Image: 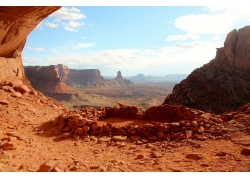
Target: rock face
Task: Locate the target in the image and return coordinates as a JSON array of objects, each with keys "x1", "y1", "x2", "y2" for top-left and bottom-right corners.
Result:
[
  {"x1": 57, "y1": 64, "x2": 109, "y2": 87},
  {"x1": 163, "y1": 26, "x2": 250, "y2": 114},
  {"x1": 29, "y1": 64, "x2": 133, "y2": 88},
  {"x1": 0, "y1": 7, "x2": 61, "y2": 85},
  {"x1": 25, "y1": 65, "x2": 75, "y2": 94},
  {"x1": 113, "y1": 71, "x2": 133, "y2": 86}
]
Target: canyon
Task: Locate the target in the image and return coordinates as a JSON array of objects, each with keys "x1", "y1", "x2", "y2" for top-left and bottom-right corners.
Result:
[{"x1": 0, "y1": 6, "x2": 250, "y2": 173}]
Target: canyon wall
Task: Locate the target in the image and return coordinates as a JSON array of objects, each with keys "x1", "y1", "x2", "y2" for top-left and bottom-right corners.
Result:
[
  {"x1": 163, "y1": 26, "x2": 250, "y2": 114},
  {"x1": 25, "y1": 65, "x2": 75, "y2": 94},
  {"x1": 0, "y1": 7, "x2": 61, "y2": 85}
]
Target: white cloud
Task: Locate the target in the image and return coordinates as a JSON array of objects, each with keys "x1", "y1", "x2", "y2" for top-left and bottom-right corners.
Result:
[
  {"x1": 45, "y1": 39, "x2": 223, "y2": 74},
  {"x1": 175, "y1": 6, "x2": 250, "y2": 34},
  {"x1": 53, "y1": 19, "x2": 60, "y2": 22},
  {"x1": 64, "y1": 27, "x2": 78, "y2": 32},
  {"x1": 165, "y1": 33, "x2": 200, "y2": 41},
  {"x1": 27, "y1": 47, "x2": 45, "y2": 51},
  {"x1": 213, "y1": 35, "x2": 221, "y2": 41},
  {"x1": 207, "y1": 6, "x2": 227, "y2": 12},
  {"x1": 45, "y1": 22, "x2": 59, "y2": 28},
  {"x1": 73, "y1": 43, "x2": 95, "y2": 49},
  {"x1": 71, "y1": 7, "x2": 80, "y2": 13},
  {"x1": 50, "y1": 7, "x2": 86, "y2": 20},
  {"x1": 22, "y1": 57, "x2": 42, "y2": 65},
  {"x1": 62, "y1": 21, "x2": 84, "y2": 28}
]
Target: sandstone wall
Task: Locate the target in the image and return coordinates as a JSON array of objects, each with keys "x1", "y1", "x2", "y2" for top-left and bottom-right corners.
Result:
[
  {"x1": 163, "y1": 25, "x2": 250, "y2": 114},
  {"x1": 0, "y1": 7, "x2": 61, "y2": 85}
]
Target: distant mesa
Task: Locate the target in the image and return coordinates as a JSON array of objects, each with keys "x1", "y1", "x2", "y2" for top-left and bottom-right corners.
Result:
[
  {"x1": 113, "y1": 70, "x2": 133, "y2": 86},
  {"x1": 132, "y1": 74, "x2": 145, "y2": 78},
  {"x1": 163, "y1": 25, "x2": 250, "y2": 114},
  {"x1": 24, "y1": 65, "x2": 134, "y2": 89}
]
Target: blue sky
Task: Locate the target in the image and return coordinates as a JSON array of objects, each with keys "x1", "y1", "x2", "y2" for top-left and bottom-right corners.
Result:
[{"x1": 21, "y1": 4, "x2": 250, "y2": 76}]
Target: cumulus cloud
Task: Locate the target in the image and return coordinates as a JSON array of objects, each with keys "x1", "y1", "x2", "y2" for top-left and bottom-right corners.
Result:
[
  {"x1": 45, "y1": 39, "x2": 223, "y2": 74},
  {"x1": 50, "y1": 7, "x2": 86, "y2": 20},
  {"x1": 64, "y1": 27, "x2": 78, "y2": 32},
  {"x1": 73, "y1": 43, "x2": 95, "y2": 49},
  {"x1": 63, "y1": 21, "x2": 84, "y2": 28},
  {"x1": 27, "y1": 47, "x2": 45, "y2": 51},
  {"x1": 165, "y1": 33, "x2": 200, "y2": 41},
  {"x1": 175, "y1": 6, "x2": 250, "y2": 34},
  {"x1": 45, "y1": 22, "x2": 59, "y2": 28},
  {"x1": 22, "y1": 57, "x2": 42, "y2": 65}
]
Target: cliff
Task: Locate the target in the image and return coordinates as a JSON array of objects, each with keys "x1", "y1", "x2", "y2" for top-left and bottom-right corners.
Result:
[
  {"x1": 57, "y1": 65, "x2": 133, "y2": 87},
  {"x1": 163, "y1": 25, "x2": 250, "y2": 114},
  {"x1": 25, "y1": 65, "x2": 76, "y2": 94},
  {"x1": 0, "y1": 7, "x2": 61, "y2": 86}
]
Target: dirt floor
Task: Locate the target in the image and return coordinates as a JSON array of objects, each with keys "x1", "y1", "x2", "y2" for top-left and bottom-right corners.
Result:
[{"x1": 1, "y1": 86, "x2": 250, "y2": 173}]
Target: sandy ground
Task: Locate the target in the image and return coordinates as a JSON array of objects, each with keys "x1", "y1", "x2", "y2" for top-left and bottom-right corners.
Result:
[{"x1": 1, "y1": 88, "x2": 250, "y2": 173}]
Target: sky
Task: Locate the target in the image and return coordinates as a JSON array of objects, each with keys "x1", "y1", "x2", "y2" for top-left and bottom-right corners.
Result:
[{"x1": 19, "y1": 2, "x2": 250, "y2": 76}]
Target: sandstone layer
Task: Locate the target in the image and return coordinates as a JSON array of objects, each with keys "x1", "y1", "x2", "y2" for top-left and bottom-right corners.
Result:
[
  {"x1": 24, "y1": 65, "x2": 75, "y2": 94},
  {"x1": 0, "y1": 7, "x2": 61, "y2": 85},
  {"x1": 163, "y1": 26, "x2": 250, "y2": 114},
  {"x1": 26, "y1": 64, "x2": 133, "y2": 88}
]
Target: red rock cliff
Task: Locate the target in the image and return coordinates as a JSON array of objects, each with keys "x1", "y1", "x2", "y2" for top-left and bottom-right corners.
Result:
[
  {"x1": 0, "y1": 6, "x2": 61, "y2": 85},
  {"x1": 25, "y1": 65, "x2": 75, "y2": 94},
  {"x1": 163, "y1": 25, "x2": 250, "y2": 114}
]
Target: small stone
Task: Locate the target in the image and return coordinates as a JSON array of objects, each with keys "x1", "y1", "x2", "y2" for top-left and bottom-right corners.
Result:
[
  {"x1": 148, "y1": 136, "x2": 158, "y2": 141},
  {"x1": 8, "y1": 80, "x2": 23, "y2": 87},
  {"x1": 198, "y1": 126, "x2": 204, "y2": 134},
  {"x1": 52, "y1": 167, "x2": 62, "y2": 172},
  {"x1": 118, "y1": 142, "x2": 126, "y2": 148},
  {"x1": 137, "y1": 154, "x2": 144, "y2": 159},
  {"x1": 136, "y1": 141, "x2": 144, "y2": 145},
  {"x1": 99, "y1": 136, "x2": 111, "y2": 142},
  {"x1": 129, "y1": 145, "x2": 137, "y2": 149},
  {"x1": 138, "y1": 160, "x2": 146, "y2": 164},
  {"x1": 171, "y1": 122, "x2": 180, "y2": 127},
  {"x1": 143, "y1": 124, "x2": 154, "y2": 128},
  {"x1": 185, "y1": 130, "x2": 193, "y2": 139},
  {"x1": 37, "y1": 160, "x2": 58, "y2": 172},
  {"x1": 12, "y1": 92, "x2": 22, "y2": 98},
  {"x1": 90, "y1": 136, "x2": 98, "y2": 142},
  {"x1": 216, "y1": 152, "x2": 227, "y2": 156},
  {"x1": 0, "y1": 141, "x2": 16, "y2": 150},
  {"x1": 69, "y1": 166, "x2": 78, "y2": 171},
  {"x1": 0, "y1": 100, "x2": 9, "y2": 105},
  {"x1": 192, "y1": 121, "x2": 198, "y2": 127},
  {"x1": 157, "y1": 132, "x2": 164, "y2": 139},
  {"x1": 130, "y1": 136, "x2": 141, "y2": 141},
  {"x1": 200, "y1": 164, "x2": 209, "y2": 167},
  {"x1": 99, "y1": 166, "x2": 107, "y2": 172},
  {"x1": 141, "y1": 138, "x2": 149, "y2": 143},
  {"x1": 241, "y1": 147, "x2": 250, "y2": 156},
  {"x1": 185, "y1": 153, "x2": 202, "y2": 160},
  {"x1": 146, "y1": 143, "x2": 154, "y2": 148},
  {"x1": 111, "y1": 136, "x2": 127, "y2": 141},
  {"x1": 15, "y1": 85, "x2": 30, "y2": 93},
  {"x1": 151, "y1": 151, "x2": 161, "y2": 158}
]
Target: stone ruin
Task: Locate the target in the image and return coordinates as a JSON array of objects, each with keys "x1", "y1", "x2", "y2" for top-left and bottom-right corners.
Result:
[{"x1": 52, "y1": 102, "x2": 230, "y2": 143}]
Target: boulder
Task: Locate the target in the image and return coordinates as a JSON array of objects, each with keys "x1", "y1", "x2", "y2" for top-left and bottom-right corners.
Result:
[{"x1": 37, "y1": 160, "x2": 58, "y2": 172}]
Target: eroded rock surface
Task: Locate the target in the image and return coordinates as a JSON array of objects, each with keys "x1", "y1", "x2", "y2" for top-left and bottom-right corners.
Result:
[{"x1": 164, "y1": 26, "x2": 250, "y2": 114}]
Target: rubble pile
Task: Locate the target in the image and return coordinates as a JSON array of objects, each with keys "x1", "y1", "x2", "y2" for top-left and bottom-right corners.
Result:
[{"x1": 52, "y1": 103, "x2": 230, "y2": 142}]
